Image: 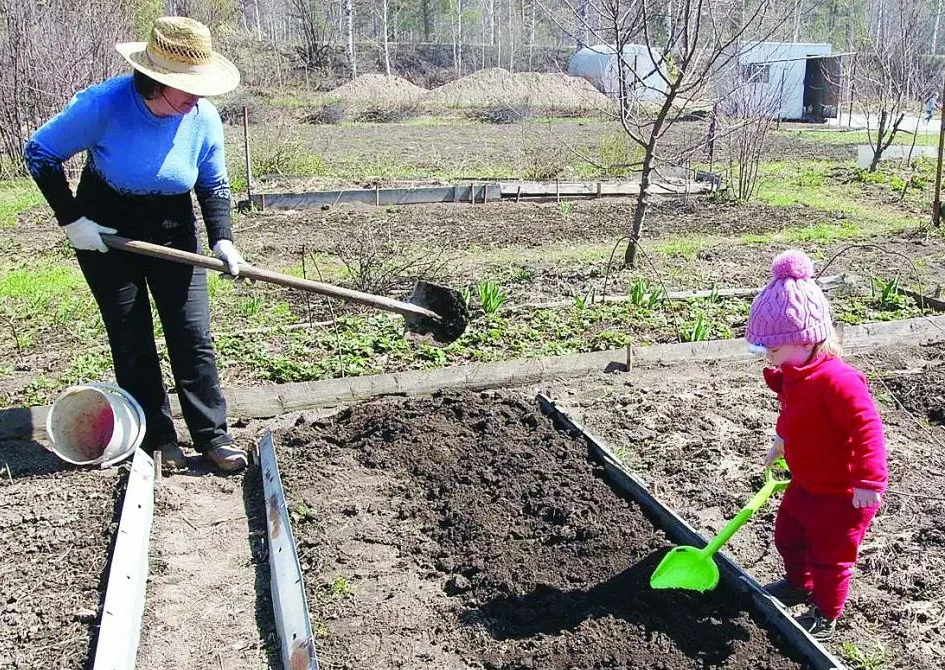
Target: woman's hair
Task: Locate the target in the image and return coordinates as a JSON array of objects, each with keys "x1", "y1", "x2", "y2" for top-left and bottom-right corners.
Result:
[
  {"x1": 811, "y1": 324, "x2": 843, "y2": 359},
  {"x1": 133, "y1": 70, "x2": 164, "y2": 100}
]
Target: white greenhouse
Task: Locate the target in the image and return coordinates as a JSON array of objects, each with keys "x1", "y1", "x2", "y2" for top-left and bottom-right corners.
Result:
[{"x1": 568, "y1": 44, "x2": 669, "y2": 102}]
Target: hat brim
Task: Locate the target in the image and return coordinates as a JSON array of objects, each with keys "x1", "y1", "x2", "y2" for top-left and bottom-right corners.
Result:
[{"x1": 116, "y1": 41, "x2": 240, "y2": 97}]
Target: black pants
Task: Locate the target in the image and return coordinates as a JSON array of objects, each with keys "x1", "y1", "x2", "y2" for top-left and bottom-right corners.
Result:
[{"x1": 76, "y1": 232, "x2": 231, "y2": 453}]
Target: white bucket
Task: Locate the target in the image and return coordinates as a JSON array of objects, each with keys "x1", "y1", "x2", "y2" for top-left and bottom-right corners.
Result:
[{"x1": 46, "y1": 383, "x2": 147, "y2": 467}]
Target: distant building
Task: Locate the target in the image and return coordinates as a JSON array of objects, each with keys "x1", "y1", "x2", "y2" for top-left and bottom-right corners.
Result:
[
  {"x1": 724, "y1": 42, "x2": 840, "y2": 121},
  {"x1": 568, "y1": 44, "x2": 669, "y2": 102}
]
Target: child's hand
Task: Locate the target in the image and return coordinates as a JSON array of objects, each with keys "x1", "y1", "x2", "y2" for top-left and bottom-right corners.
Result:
[
  {"x1": 765, "y1": 435, "x2": 785, "y2": 468},
  {"x1": 852, "y1": 488, "x2": 882, "y2": 509}
]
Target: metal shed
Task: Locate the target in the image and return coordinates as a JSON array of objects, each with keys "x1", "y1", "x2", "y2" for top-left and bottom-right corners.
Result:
[
  {"x1": 724, "y1": 42, "x2": 840, "y2": 121},
  {"x1": 568, "y1": 44, "x2": 669, "y2": 102}
]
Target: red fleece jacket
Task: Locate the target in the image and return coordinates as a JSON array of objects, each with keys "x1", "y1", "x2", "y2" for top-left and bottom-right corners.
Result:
[{"x1": 764, "y1": 355, "x2": 887, "y2": 497}]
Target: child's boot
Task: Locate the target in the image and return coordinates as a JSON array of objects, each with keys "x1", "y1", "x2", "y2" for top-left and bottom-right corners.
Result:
[
  {"x1": 795, "y1": 605, "x2": 837, "y2": 641},
  {"x1": 764, "y1": 578, "x2": 811, "y2": 607}
]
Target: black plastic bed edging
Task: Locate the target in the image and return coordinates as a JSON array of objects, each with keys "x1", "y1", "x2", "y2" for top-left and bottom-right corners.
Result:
[{"x1": 536, "y1": 393, "x2": 847, "y2": 670}]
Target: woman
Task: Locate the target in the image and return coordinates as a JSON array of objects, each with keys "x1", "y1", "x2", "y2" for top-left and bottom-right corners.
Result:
[{"x1": 25, "y1": 17, "x2": 248, "y2": 472}]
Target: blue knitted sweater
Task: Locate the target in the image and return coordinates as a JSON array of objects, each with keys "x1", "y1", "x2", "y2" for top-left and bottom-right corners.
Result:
[{"x1": 24, "y1": 74, "x2": 232, "y2": 245}]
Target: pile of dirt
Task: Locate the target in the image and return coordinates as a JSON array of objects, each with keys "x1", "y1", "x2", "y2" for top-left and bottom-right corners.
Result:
[
  {"x1": 277, "y1": 392, "x2": 804, "y2": 670},
  {"x1": 426, "y1": 67, "x2": 611, "y2": 110},
  {"x1": 328, "y1": 74, "x2": 427, "y2": 105},
  {"x1": 0, "y1": 441, "x2": 120, "y2": 669}
]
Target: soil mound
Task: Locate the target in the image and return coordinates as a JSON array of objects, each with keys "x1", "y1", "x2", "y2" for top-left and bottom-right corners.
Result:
[
  {"x1": 328, "y1": 74, "x2": 427, "y2": 104},
  {"x1": 427, "y1": 67, "x2": 610, "y2": 110}
]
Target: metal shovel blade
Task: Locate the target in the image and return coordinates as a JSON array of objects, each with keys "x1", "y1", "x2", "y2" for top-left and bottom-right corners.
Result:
[
  {"x1": 650, "y1": 546, "x2": 719, "y2": 593},
  {"x1": 405, "y1": 281, "x2": 469, "y2": 344}
]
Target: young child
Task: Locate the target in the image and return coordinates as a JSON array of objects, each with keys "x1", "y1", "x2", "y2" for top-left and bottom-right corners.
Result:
[{"x1": 745, "y1": 249, "x2": 888, "y2": 640}]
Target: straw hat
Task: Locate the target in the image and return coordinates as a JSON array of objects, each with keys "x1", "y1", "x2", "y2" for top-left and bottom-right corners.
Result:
[{"x1": 116, "y1": 16, "x2": 240, "y2": 97}]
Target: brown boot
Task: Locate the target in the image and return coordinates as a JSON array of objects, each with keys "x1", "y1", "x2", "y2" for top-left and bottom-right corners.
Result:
[{"x1": 205, "y1": 444, "x2": 248, "y2": 473}]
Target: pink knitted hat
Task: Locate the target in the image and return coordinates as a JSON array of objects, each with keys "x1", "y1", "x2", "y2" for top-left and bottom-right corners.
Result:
[{"x1": 745, "y1": 250, "x2": 832, "y2": 348}]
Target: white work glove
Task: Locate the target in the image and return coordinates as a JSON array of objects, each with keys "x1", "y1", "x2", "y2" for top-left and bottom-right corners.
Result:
[
  {"x1": 852, "y1": 488, "x2": 882, "y2": 509},
  {"x1": 765, "y1": 434, "x2": 785, "y2": 468},
  {"x1": 64, "y1": 217, "x2": 117, "y2": 253},
  {"x1": 212, "y1": 239, "x2": 245, "y2": 276}
]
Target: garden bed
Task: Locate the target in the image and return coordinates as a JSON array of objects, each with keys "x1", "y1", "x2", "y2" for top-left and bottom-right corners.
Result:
[
  {"x1": 0, "y1": 441, "x2": 121, "y2": 669},
  {"x1": 276, "y1": 392, "x2": 806, "y2": 669}
]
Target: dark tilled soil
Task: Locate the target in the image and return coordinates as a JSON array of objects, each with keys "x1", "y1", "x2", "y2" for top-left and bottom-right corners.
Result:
[
  {"x1": 882, "y1": 346, "x2": 945, "y2": 425},
  {"x1": 555, "y1": 343, "x2": 945, "y2": 669},
  {"x1": 277, "y1": 393, "x2": 805, "y2": 670},
  {"x1": 0, "y1": 441, "x2": 121, "y2": 670}
]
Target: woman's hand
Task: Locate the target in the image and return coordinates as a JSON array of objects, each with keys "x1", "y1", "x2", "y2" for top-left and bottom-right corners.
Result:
[
  {"x1": 212, "y1": 239, "x2": 245, "y2": 276},
  {"x1": 852, "y1": 488, "x2": 882, "y2": 509},
  {"x1": 765, "y1": 435, "x2": 785, "y2": 468},
  {"x1": 64, "y1": 217, "x2": 117, "y2": 253}
]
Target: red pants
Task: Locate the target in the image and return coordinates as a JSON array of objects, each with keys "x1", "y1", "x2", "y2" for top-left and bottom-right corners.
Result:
[{"x1": 774, "y1": 484, "x2": 879, "y2": 620}]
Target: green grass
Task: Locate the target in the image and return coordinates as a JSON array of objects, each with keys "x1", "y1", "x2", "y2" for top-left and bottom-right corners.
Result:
[
  {"x1": 654, "y1": 238, "x2": 711, "y2": 259},
  {"x1": 0, "y1": 179, "x2": 43, "y2": 227},
  {"x1": 778, "y1": 128, "x2": 940, "y2": 147},
  {"x1": 739, "y1": 221, "x2": 865, "y2": 246},
  {"x1": 754, "y1": 160, "x2": 920, "y2": 232}
]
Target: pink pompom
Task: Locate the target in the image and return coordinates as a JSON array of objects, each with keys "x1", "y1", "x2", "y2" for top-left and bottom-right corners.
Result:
[{"x1": 771, "y1": 249, "x2": 814, "y2": 280}]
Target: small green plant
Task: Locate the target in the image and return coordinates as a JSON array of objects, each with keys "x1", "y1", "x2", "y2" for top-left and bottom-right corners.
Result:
[
  {"x1": 557, "y1": 201, "x2": 573, "y2": 220},
  {"x1": 571, "y1": 287, "x2": 596, "y2": 310},
  {"x1": 627, "y1": 278, "x2": 665, "y2": 308},
  {"x1": 477, "y1": 280, "x2": 507, "y2": 314},
  {"x1": 459, "y1": 286, "x2": 472, "y2": 309},
  {"x1": 871, "y1": 276, "x2": 907, "y2": 311},
  {"x1": 506, "y1": 265, "x2": 535, "y2": 283},
  {"x1": 680, "y1": 312, "x2": 710, "y2": 342},
  {"x1": 841, "y1": 641, "x2": 887, "y2": 670},
  {"x1": 330, "y1": 575, "x2": 354, "y2": 597},
  {"x1": 291, "y1": 503, "x2": 314, "y2": 523},
  {"x1": 238, "y1": 294, "x2": 264, "y2": 318},
  {"x1": 706, "y1": 284, "x2": 722, "y2": 304}
]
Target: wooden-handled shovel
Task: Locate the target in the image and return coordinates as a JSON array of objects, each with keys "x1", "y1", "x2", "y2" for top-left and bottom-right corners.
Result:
[{"x1": 101, "y1": 234, "x2": 468, "y2": 343}]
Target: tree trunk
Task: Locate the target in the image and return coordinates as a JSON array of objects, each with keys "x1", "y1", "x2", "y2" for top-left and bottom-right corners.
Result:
[
  {"x1": 577, "y1": 0, "x2": 588, "y2": 49},
  {"x1": 625, "y1": 157, "x2": 654, "y2": 267},
  {"x1": 934, "y1": 0, "x2": 943, "y2": 54},
  {"x1": 382, "y1": 0, "x2": 391, "y2": 76},
  {"x1": 456, "y1": 0, "x2": 463, "y2": 77},
  {"x1": 792, "y1": 0, "x2": 803, "y2": 42},
  {"x1": 490, "y1": 0, "x2": 496, "y2": 45},
  {"x1": 345, "y1": 0, "x2": 357, "y2": 77},
  {"x1": 421, "y1": 0, "x2": 431, "y2": 42},
  {"x1": 869, "y1": 110, "x2": 889, "y2": 172}
]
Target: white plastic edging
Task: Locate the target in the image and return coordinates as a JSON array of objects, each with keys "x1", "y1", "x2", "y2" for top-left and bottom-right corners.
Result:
[{"x1": 92, "y1": 448, "x2": 154, "y2": 670}]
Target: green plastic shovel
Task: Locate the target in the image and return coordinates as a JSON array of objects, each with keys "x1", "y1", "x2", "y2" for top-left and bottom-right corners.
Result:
[{"x1": 650, "y1": 460, "x2": 791, "y2": 592}]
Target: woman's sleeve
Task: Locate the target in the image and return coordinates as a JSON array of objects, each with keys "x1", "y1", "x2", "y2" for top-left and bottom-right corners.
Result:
[
  {"x1": 194, "y1": 106, "x2": 233, "y2": 247},
  {"x1": 23, "y1": 87, "x2": 105, "y2": 225}
]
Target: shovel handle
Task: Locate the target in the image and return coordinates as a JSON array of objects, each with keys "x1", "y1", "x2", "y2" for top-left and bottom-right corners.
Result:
[
  {"x1": 701, "y1": 462, "x2": 791, "y2": 558},
  {"x1": 101, "y1": 234, "x2": 440, "y2": 321}
]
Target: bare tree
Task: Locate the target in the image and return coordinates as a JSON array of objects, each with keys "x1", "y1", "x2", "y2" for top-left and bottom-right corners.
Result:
[
  {"x1": 582, "y1": 0, "x2": 789, "y2": 266},
  {"x1": 344, "y1": 0, "x2": 357, "y2": 76},
  {"x1": 286, "y1": 0, "x2": 339, "y2": 68},
  {"x1": 854, "y1": 0, "x2": 930, "y2": 172},
  {"x1": 0, "y1": 0, "x2": 133, "y2": 175},
  {"x1": 716, "y1": 68, "x2": 781, "y2": 202}
]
